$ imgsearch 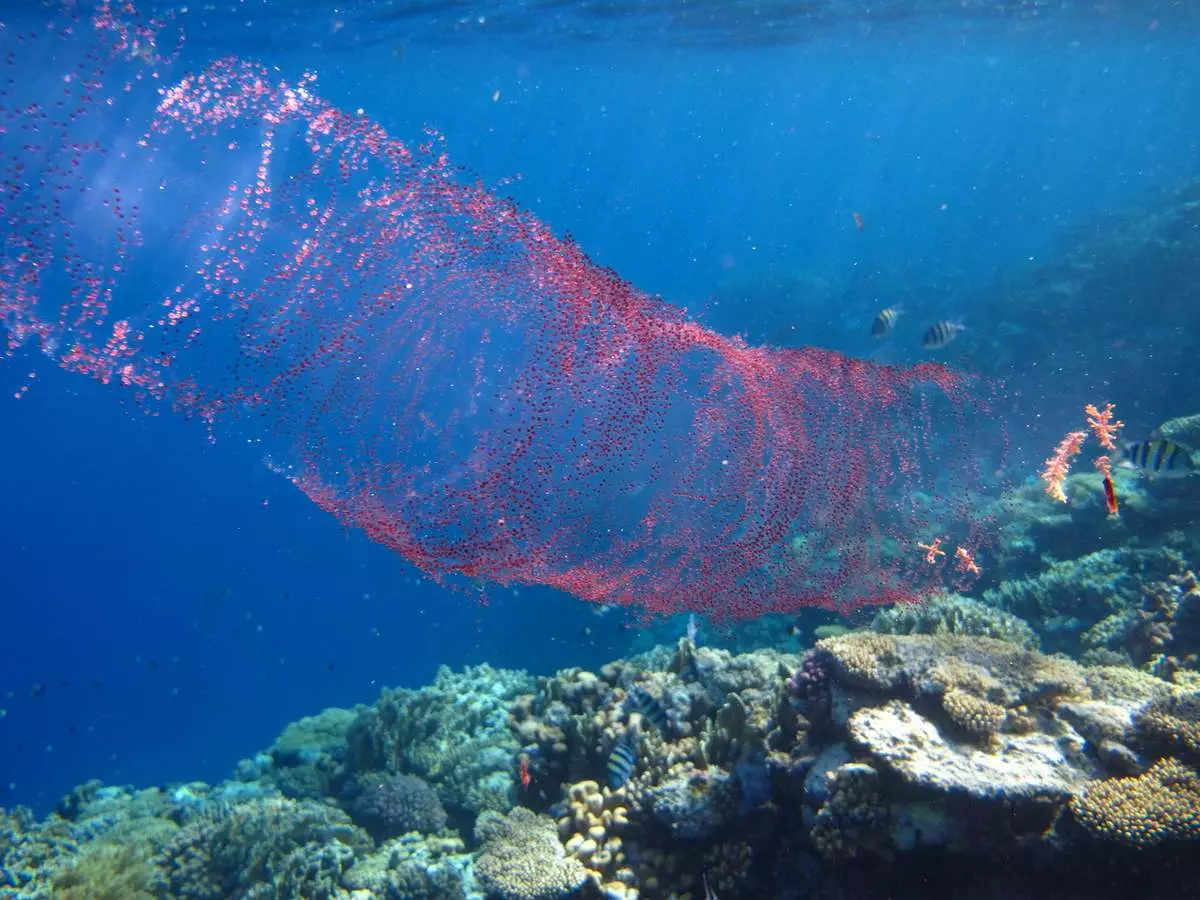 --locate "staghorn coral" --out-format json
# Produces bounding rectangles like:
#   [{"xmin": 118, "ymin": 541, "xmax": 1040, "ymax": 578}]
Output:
[
  {"xmin": 48, "ymin": 842, "xmax": 160, "ymax": 900},
  {"xmin": 351, "ymin": 773, "xmax": 447, "ymax": 837},
  {"xmin": 474, "ymin": 807, "xmax": 588, "ymax": 900},
  {"xmin": 981, "ymin": 547, "xmax": 1188, "ymax": 656},
  {"xmin": 1070, "ymin": 757, "xmax": 1200, "ymax": 846}
]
